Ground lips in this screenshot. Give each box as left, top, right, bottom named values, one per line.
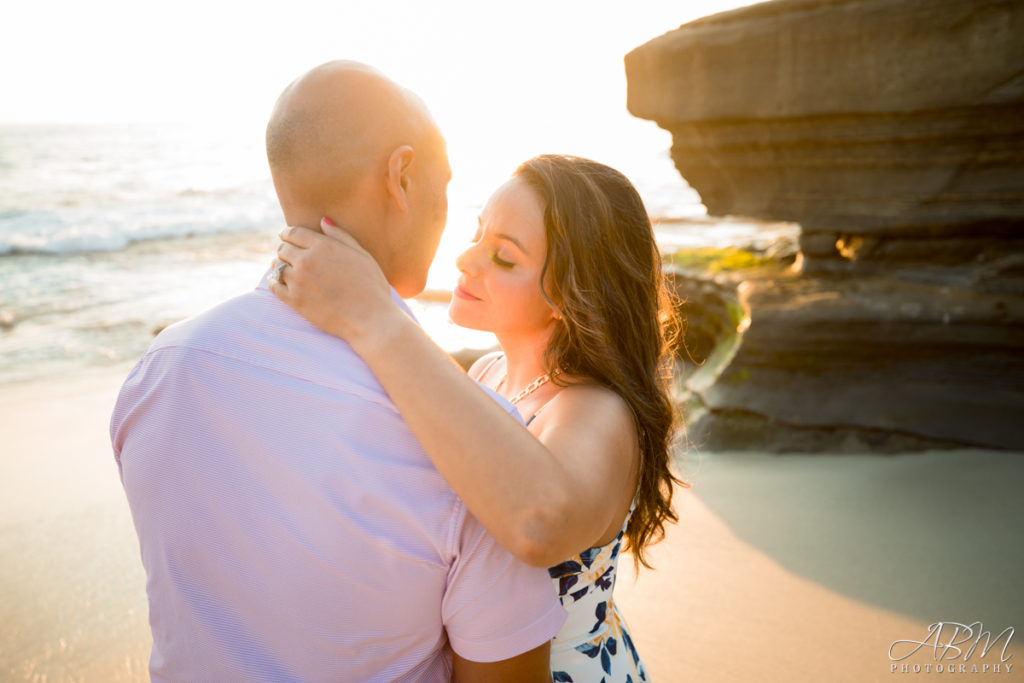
left=453, top=282, right=482, bottom=301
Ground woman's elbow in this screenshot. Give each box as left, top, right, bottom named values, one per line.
left=509, top=502, right=576, bottom=568
left=520, top=543, right=573, bottom=569
left=506, top=537, right=566, bottom=568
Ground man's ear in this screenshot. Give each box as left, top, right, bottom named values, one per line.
left=384, top=145, right=415, bottom=213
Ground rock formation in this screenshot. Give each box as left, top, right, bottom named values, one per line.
left=627, top=0, right=1024, bottom=451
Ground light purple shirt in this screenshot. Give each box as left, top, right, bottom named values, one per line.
left=111, top=275, right=565, bottom=682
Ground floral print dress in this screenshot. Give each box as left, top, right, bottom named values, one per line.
left=547, top=504, right=649, bottom=682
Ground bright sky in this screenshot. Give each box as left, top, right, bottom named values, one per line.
left=3, top=0, right=757, bottom=199
left=3, top=2, right=754, bottom=121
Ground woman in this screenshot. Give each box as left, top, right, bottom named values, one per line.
left=272, top=154, right=686, bottom=680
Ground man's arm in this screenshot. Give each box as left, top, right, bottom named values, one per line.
left=440, top=498, right=563, bottom=681
left=452, top=641, right=551, bottom=683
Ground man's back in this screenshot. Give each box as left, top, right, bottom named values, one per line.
left=111, top=277, right=564, bottom=682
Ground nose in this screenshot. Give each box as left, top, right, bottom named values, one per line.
left=455, top=243, right=482, bottom=276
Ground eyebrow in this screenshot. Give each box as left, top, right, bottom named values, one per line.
left=476, top=217, right=530, bottom=254
left=494, top=233, right=529, bottom=254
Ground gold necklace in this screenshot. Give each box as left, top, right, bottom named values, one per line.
left=501, top=370, right=559, bottom=405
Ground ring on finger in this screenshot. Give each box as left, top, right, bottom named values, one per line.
left=269, top=260, right=289, bottom=285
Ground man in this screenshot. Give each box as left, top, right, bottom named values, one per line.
left=111, top=61, right=565, bottom=682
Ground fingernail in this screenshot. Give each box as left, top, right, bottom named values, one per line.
left=322, top=216, right=336, bottom=227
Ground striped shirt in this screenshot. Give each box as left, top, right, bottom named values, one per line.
left=111, top=274, right=565, bottom=682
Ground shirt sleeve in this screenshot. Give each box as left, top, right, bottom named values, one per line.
left=439, top=382, right=566, bottom=662
left=109, top=357, right=147, bottom=477
left=441, top=502, right=567, bottom=662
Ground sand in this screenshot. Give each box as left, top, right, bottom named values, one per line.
left=0, top=364, right=150, bottom=681
left=616, top=450, right=1024, bottom=681
left=2, top=366, right=1021, bottom=682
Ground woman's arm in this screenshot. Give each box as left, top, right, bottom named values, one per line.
left=272, top=223, right=637, bottom=566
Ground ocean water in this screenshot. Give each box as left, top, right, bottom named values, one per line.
left=0, top=123, right=797, bottom=385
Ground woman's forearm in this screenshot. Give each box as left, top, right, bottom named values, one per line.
left=352, top=307, right=577, bottom=566
left=270, top=223, right=602, bottom=564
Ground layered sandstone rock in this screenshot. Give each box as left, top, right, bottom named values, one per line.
left=628, top=0, right=1024, bottom=450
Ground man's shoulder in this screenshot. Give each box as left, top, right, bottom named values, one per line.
left=141, top=288, right=393, bottom=406
left=149, top=289, right=264, bottom=350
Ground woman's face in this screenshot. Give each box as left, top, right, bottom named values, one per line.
left=449, top=177, right=559, bottom=336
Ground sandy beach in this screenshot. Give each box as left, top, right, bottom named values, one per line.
left=2, top=366, right=1021, bottom=682
left=616, top=450, right=1024, bottom=681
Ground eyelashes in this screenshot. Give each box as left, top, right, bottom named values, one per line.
left=489, top=252, right=514, bottom=268
left=470, top=234, right=515, bottom=268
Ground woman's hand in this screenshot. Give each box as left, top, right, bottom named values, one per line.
left=270, top=217, right=399, bottom=346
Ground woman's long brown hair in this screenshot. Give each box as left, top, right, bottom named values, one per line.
left=515, top=154, right=688, bottom=569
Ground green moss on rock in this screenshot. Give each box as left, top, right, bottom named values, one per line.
left=666, top=247, right=776, bottom=274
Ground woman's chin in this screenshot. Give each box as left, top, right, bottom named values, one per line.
left=447, top=304, right=488, bottom=333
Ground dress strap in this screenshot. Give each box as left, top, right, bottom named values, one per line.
left=473, top=352, right=505, bottom=382
left=523, top=396, right=556, bottom=426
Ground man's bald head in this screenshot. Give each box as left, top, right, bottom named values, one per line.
left=266, top=61, right=443, bottom=222
left=265, top=61, right=451, bottom=297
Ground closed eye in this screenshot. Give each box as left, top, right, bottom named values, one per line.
left=490, top=252, right=514, bottom=268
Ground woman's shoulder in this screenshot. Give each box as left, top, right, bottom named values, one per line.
left=467, top=350, right=505, bottom=383
left=545, top=380, right=633, bottom=430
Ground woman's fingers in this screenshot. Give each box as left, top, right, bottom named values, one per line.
left=278, top=225, right=323, bottom=248
left=279, top=220, right=368, bottom=256
left=277, top=222, right=350, bottom=249
left=320, top=217, right=371, bottom=255
left=267, top=259, right=289, bottom=297
left=269, top=217, right=394, bottom=341
left=276, top=240, right=303, bottom=266
left=320, top=217, right=354, bottom=245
